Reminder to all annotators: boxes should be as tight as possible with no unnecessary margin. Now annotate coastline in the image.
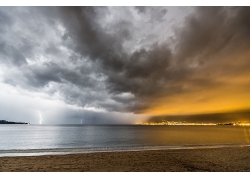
[1,143,250,157]
[1,145,250,172]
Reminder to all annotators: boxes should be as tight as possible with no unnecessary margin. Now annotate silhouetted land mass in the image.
[0,120,29,124]
[147,109,250,124]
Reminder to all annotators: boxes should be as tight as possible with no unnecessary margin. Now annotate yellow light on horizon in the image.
[140,83,250,116]
[138,49,250,116]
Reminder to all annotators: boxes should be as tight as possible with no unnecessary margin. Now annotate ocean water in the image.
[0,125,250,156]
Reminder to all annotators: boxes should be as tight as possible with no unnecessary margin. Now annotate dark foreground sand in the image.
[0,146,250,172]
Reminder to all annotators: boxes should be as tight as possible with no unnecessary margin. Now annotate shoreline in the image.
[1,145,250,172]
[1,142,250,157]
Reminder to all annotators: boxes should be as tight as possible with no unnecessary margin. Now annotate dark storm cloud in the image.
[0,42,27,66]
[142,7,250,110]
[57,7,124,61]
[135,6,146,13]
[167,6,250,92]
[135,6,167,22]
[175,7,250,67]
[47,7,194,112]
[105,43,173,96]
[1,6,250,116]
[19,37,40,58]
[24,62,63,87]
[0,9,12,33]
[51,7,175,108]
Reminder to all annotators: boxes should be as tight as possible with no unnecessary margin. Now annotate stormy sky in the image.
[0,6,250,124]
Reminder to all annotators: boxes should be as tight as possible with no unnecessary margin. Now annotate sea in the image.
[0,124,250,157]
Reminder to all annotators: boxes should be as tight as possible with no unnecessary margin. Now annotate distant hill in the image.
[0,120,30,124]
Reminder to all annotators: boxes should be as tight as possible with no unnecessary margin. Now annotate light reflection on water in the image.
[0,125,250,156]
[243,125,250,142]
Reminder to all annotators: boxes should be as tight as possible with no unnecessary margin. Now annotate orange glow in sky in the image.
[141,49,250,116]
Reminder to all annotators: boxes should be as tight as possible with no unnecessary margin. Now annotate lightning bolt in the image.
[38,111,43,124]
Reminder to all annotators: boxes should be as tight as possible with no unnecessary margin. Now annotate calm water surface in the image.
[0,125,250,156]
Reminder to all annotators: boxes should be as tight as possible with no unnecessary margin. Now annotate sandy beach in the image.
[0,146,250,172]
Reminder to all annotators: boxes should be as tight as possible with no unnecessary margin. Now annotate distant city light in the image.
[136,121,250,126]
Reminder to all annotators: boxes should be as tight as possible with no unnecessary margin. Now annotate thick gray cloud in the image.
[175,7,250,64]
[1,6,250,123]
[0,42,27,66]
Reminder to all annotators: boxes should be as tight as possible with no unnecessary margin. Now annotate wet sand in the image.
[0,146,250,172]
